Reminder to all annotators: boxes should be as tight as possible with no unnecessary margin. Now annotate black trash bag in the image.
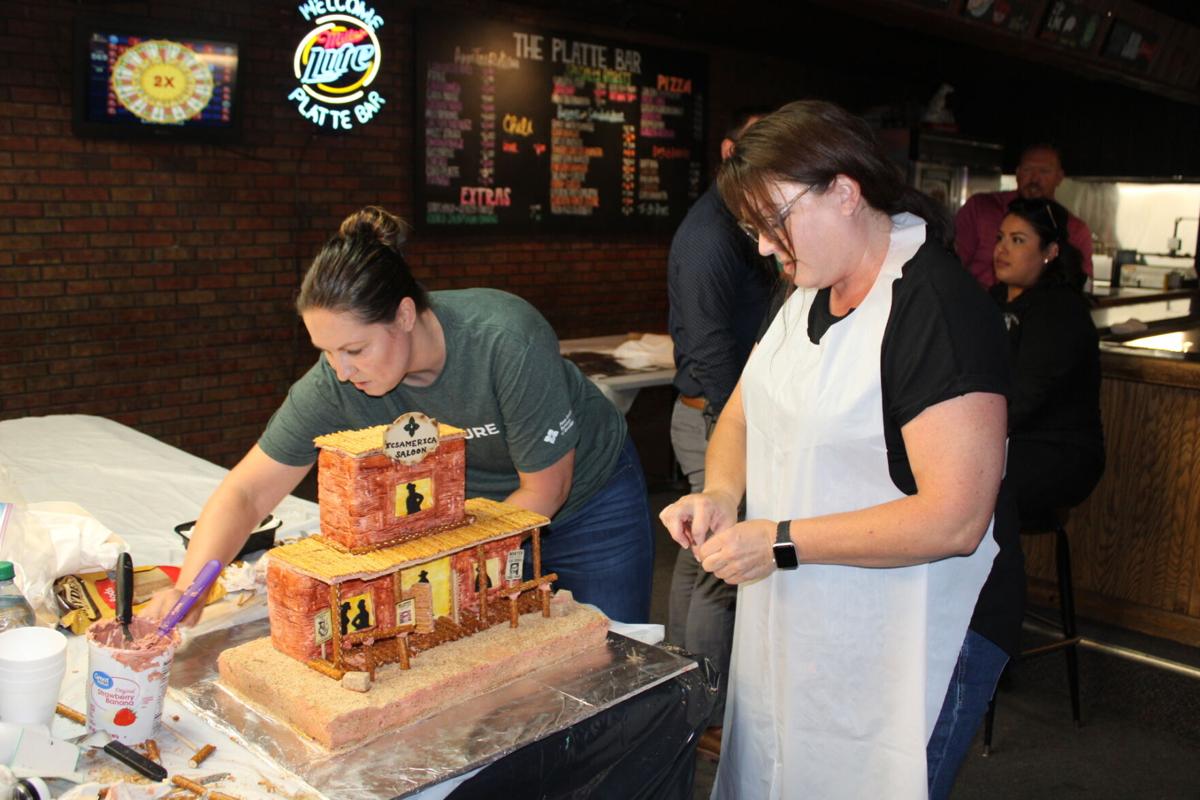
[450,649,719,800]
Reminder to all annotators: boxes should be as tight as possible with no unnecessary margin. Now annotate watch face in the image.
[773,542,799,570]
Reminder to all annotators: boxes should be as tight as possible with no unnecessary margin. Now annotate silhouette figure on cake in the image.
[405,482,424,514]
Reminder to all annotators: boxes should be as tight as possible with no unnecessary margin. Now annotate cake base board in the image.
[218,595,609,751]
[173,615,698,799]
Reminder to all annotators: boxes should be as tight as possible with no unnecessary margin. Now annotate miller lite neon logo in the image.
[288,1,386,130]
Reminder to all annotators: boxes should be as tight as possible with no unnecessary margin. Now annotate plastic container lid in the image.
[0,561,13,581]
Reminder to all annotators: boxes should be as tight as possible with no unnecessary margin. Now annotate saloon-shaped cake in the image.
[218,414,609,749]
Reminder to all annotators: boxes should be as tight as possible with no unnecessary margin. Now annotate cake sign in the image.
[314,608,333,645]
[395,598,415,626]
[505,549,524,584]
[383,412,440,465]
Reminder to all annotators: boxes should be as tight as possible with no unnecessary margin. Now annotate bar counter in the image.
[1024,296,1200,646]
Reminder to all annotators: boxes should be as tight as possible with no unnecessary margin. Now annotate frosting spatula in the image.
[116,552,133,642]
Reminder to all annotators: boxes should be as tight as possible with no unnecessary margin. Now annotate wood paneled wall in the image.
[1025,352,1200,645]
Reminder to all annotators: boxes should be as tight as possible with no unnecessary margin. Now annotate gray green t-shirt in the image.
[259,288,627,522]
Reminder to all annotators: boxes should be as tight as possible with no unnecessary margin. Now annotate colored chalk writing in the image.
[416,15,707,233]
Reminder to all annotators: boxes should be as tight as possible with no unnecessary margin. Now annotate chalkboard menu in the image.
[415,15,707,234]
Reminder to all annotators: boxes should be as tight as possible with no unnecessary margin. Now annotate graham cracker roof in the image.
[270,497,548,583]
[313,421,466,457]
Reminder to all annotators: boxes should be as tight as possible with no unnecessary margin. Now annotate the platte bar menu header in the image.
[415,15,707,234]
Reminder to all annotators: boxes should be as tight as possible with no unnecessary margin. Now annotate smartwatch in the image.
[774,520,799,570]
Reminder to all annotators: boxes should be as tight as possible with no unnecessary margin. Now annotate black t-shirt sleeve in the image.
[882,241,1011,430]
[881,245,1022,659]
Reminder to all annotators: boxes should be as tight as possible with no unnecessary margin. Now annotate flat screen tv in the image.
[72,15,243,141]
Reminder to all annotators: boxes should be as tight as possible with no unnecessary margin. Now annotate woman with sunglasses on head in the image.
[659,101,1023,799]
[147,206,654,627]
[993,197,1104,517]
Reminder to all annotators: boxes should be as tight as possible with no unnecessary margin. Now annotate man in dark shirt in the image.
[666,107,776,754]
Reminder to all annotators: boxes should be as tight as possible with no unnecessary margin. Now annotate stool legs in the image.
[980,521,1081,754]
[1056,525,1081,726]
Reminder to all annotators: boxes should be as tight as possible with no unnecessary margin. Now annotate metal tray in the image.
[170,618,694,799]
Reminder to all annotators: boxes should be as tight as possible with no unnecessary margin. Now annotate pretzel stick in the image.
[171,775,241,799]
[171,776,207,794]
[55,703,86,724]
[190,743,216,768]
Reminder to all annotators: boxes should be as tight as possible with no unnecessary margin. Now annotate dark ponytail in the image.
[297,206,429,323]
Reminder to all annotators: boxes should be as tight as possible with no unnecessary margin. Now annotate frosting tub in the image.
[85,617,179,745]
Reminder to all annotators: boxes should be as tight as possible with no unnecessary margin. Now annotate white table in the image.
[0,414,322,798]
[0,414,319,568]
[0,415,693,799]
[559,335,676,414]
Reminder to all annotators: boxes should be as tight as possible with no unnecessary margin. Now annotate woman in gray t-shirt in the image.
[147,206,654,625]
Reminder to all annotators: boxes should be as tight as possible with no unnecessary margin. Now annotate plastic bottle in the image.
[14,776,52,800]
[0,765,51,800]
[0,561,35,633]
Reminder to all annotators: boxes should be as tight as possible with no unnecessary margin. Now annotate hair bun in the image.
[338,206,410,249]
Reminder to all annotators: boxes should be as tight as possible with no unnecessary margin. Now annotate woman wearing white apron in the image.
[661,101,1023,799]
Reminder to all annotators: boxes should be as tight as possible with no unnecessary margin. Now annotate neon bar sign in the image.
[288,0,386,130]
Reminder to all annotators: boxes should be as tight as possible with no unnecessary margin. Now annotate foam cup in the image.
[0,626,68,671]
[0,628,67,728]
[0,662,66,679]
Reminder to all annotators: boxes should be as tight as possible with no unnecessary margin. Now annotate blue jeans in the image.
[523,435,654,623]
[927,629,1010,800]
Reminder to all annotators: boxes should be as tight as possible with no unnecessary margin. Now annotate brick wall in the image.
[0,1,731,467]
[5,1,1191,469]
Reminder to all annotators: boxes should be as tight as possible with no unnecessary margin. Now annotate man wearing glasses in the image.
[955,143,1094,289]
[665,106,776,761]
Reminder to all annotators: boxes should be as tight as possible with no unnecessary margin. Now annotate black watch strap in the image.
[774,520,799,570]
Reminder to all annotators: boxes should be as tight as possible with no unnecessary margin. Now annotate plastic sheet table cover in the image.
[173,618,716,800]
[0,414,319,567]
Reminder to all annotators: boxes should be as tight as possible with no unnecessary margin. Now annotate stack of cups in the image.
[0,627,68,728]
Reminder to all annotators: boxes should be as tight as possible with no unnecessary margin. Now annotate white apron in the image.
[714,215,998,800]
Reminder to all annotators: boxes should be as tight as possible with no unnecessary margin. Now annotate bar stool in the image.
[982,507,1081,755]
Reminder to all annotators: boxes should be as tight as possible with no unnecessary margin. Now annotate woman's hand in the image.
[142,445,309,630]
[140,586,205,628]
[695,519,776,584]
[659,490,739,549]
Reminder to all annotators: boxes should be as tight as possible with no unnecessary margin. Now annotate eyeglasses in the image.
[738,185,814,243]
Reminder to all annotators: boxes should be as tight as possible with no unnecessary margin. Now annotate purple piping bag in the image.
[156,559,222,639]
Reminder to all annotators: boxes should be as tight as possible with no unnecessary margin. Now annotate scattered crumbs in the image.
[87,760,153,785]
[253,768,321,799]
